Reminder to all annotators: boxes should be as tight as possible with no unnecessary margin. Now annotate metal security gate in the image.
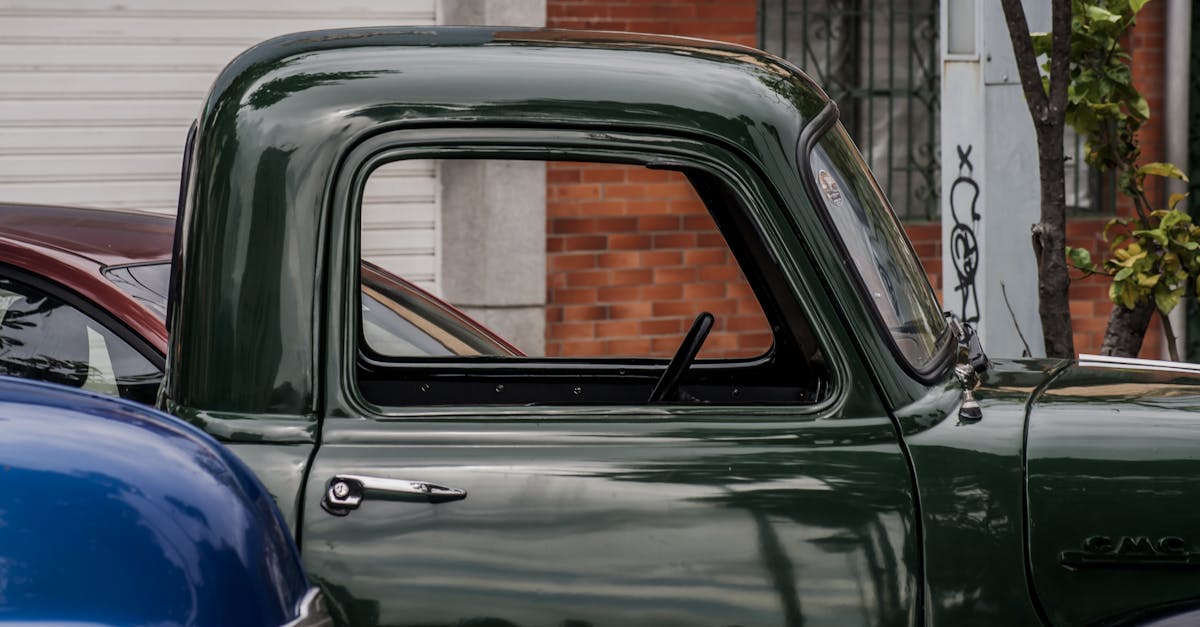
[760,0,940,221]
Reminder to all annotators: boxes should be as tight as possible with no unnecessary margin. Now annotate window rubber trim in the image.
[795,100,953,385]
[336,131,829,408]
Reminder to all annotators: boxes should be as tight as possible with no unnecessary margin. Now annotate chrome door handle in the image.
[321,474,467,516]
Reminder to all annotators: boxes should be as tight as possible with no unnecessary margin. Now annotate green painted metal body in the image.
[1029,364,1200,626]
[166,26,1200,626]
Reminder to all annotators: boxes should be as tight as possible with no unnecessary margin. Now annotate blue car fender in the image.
[0,376,325,626]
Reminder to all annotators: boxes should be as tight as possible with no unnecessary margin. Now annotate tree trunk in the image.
[1098,302,1154,356]
[1000,0,1075,358]
[1033,127,1075,358]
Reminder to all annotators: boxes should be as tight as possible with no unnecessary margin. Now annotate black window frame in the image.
[337,130,834,408]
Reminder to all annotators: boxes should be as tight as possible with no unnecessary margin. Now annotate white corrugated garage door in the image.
[0,0,441,290]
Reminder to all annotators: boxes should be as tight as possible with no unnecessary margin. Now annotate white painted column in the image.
[1164,0,1190,359]
[437,0,548,354]
[941,0,1047,357]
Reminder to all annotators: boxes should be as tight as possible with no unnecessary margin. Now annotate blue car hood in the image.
[0,376,309,626]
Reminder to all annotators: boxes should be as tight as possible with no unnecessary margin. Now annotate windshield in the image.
[806,123,946,369]
[104,262,516,357]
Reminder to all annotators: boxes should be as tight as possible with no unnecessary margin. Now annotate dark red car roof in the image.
[0,203,173,266]
[0,202,520,358]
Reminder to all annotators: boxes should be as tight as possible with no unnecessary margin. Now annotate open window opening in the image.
[355,156,829,406]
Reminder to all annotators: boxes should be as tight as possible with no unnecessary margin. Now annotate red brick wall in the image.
[545,0,762,358]
[547,0,1170,361]
[546,163,771,358]
[547,0,757,47]
[904,223,942,294]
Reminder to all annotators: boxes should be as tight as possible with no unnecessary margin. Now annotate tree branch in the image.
[1046,0,1071,121]
[1000,0,1050,121]
[1162,311,1180,362]
[1129,186,1152,222]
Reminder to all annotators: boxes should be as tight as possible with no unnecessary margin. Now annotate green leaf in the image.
[1155,285,1184,314]
[1031,32,1052,55]
[1085,5,1120,22]
[1133,228,1169,246]
[1113,250,1148,268]
[1169,192,1189,210]
[1137,273,1161,288]
[1129,0,1151,15]
[1067,246,1095,271]
[1131,95,1150,120]
[1103,217,1128,241]
[1137,162,1189,181]
[1160,209,1189,230]
[1115,266,1134,281]
[1121,284,1139,309]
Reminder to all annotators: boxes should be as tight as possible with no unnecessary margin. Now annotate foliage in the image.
[1051,0,1197,358]
[1031,0,1150,178]
[1070,201,1200,318]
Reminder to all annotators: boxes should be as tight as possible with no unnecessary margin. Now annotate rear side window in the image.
[0,277,161,404]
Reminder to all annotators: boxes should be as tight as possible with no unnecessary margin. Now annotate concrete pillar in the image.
[440,0,546,25]
[439,160,547,353]
[940,0,1048,357]
[437,0,547,354]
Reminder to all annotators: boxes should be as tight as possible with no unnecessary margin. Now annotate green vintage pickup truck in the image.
[160,26,1200,626]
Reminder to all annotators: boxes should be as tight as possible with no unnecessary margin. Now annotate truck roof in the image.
[174,26,834,416]
[204,26,830,160]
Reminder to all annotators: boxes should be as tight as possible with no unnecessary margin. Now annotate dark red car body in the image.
[0,203,172,353]
[0,202,518,363]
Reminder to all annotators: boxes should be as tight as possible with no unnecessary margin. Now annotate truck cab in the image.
[163,26,1200,627]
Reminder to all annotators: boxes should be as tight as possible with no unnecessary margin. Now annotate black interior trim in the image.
[648,311,714,403]
[351,143,830,407]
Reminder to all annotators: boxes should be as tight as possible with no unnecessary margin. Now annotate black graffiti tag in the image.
[950,144,981,324]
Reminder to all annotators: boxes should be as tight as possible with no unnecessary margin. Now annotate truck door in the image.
[301,131,921,627]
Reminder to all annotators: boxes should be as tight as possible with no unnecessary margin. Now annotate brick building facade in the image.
[546,0,1171,359]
